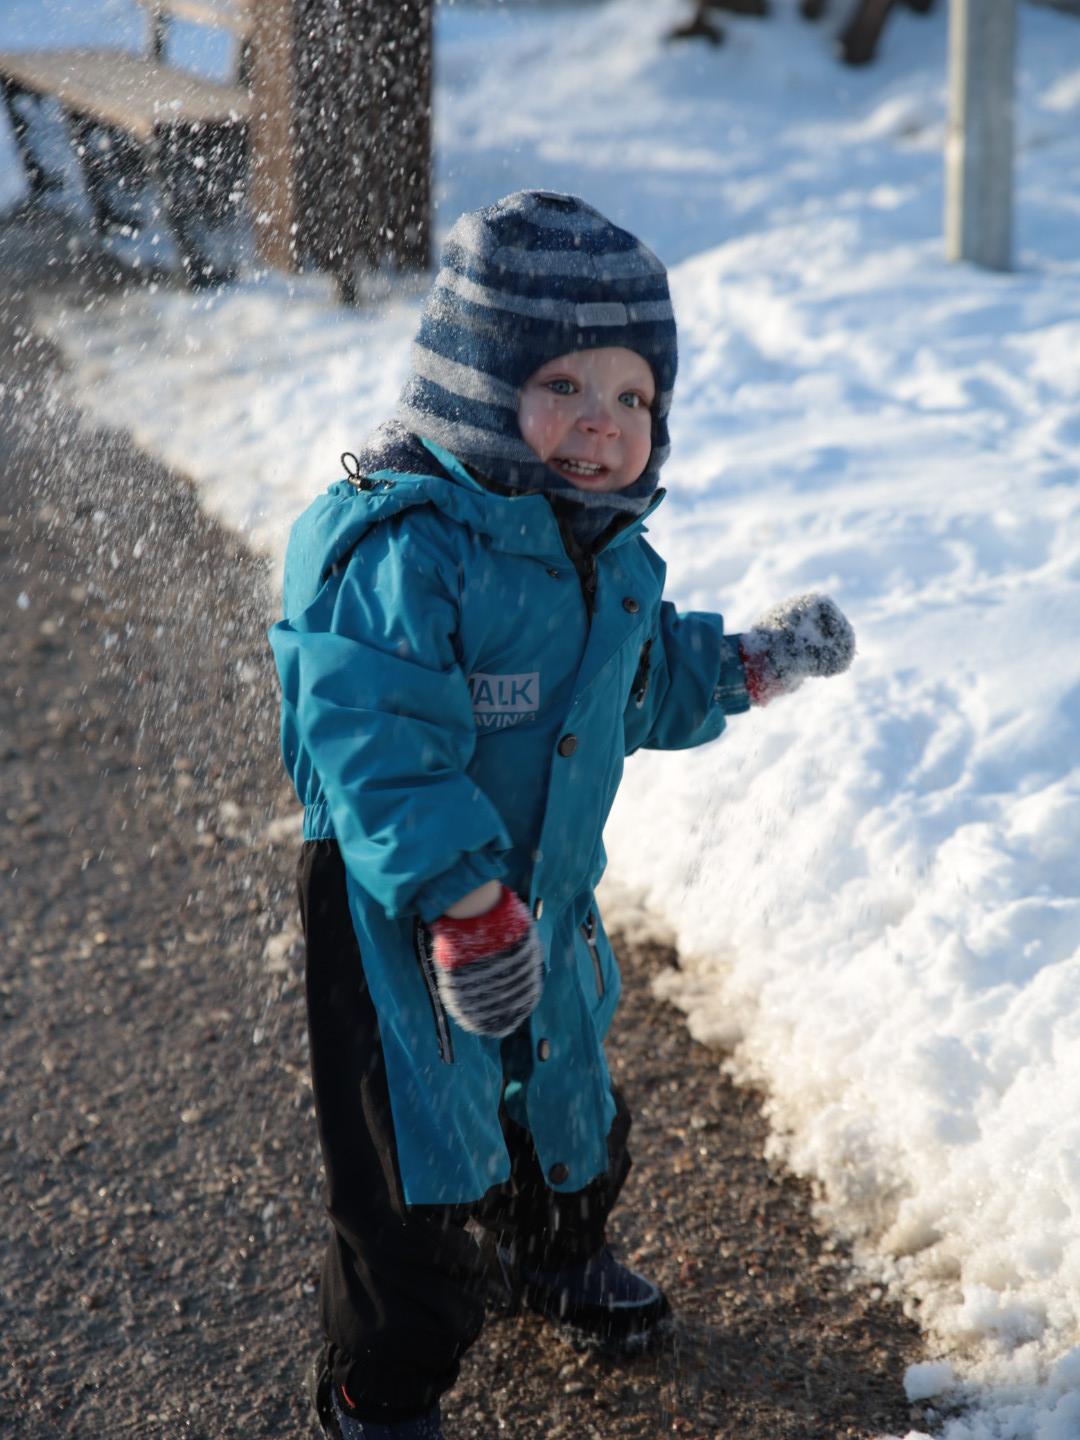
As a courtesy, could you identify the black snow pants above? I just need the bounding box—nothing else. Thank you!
[298,841,632,1424]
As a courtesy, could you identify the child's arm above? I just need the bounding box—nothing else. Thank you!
[271,515,511,923]
[624,592,854,754]
[623,601,748,755]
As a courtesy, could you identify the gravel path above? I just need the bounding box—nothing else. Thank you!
[1,216,927,1440]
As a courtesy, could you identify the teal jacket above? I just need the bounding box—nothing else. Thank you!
[269,439,749,1205]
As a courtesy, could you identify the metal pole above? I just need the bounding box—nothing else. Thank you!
[945,0,1017,271]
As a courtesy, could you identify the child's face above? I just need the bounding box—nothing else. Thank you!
[517,346,656,493]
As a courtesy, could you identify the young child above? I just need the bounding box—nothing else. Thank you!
[270,190,854,1440]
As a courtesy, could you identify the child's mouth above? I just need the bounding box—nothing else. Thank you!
[552,457,608,482]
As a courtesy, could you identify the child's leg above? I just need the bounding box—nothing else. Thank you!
[299,841,487,1424]
[478,1088,633,1269]
[476,1092,669,1343]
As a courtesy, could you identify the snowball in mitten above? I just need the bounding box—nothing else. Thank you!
[739,593,855,706]
[430,885,544,1038]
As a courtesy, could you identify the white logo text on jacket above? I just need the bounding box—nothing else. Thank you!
[468,672,540,730]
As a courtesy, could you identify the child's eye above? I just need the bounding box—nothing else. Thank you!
[619,391,645,409]
[545,378,576,396]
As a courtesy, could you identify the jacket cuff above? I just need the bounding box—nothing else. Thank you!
[715,634,751,716]
[414,850,509,924]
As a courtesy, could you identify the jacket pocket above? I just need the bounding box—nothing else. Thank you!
[630,638,652,709]
[581,911,605,1000]
[413,919,455,1065]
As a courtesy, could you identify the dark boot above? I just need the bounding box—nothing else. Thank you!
[498,1242,671,1346]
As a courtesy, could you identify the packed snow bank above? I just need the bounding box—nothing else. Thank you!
[13,2,1080,1435]
[610,232,1080,1436]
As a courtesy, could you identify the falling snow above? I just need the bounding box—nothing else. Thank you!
[4,2,1080,1437]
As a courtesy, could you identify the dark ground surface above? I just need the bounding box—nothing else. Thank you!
[1,213,930,1439]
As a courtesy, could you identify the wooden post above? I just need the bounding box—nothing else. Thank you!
[249,0,298,273]
[248,0,432,297]
[945,0,1017,271]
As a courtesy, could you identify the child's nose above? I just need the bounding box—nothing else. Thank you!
[578,402,619,439]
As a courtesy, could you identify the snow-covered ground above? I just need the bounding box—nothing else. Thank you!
[5,2,1080,1436]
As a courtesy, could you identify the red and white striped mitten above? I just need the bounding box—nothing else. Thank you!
[430,886,545,1038]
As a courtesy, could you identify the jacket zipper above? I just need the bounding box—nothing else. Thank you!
[632,638,652,707]
[581,554,598,617]
[413,919,455,1064]
[582,911,605,1000]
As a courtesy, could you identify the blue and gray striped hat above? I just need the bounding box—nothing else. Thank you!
[396,190,678,536]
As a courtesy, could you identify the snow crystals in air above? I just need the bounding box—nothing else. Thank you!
[4,2,1080,1436]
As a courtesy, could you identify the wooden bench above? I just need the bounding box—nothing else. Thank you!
[0,0,253,283]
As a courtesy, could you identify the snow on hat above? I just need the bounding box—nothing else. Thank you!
[397,190,678,535]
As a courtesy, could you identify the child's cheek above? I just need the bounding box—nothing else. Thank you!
[518,396,557,461]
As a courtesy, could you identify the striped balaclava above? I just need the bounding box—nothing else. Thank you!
[391,190,678,544]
